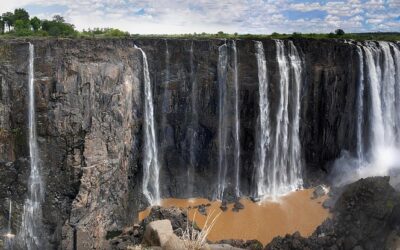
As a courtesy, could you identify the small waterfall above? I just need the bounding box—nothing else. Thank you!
[356,46,365,161]
[8,199,12,235]
[254,40,303,199]
[216,43,228,200]
[232,41,241,198]
[254,41,270,197]
[4,199,15,248]
[19,43,44,250]
[188,41,197,197]
[136,45,161,206]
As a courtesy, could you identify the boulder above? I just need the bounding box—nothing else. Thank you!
[143,220,174,247]
[163,234,187,250]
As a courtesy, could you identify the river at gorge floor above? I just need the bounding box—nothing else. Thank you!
[139,188,330,245]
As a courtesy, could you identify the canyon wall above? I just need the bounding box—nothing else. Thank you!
[0,38,386,248]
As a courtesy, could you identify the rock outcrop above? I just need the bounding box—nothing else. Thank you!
[265,177,400,250]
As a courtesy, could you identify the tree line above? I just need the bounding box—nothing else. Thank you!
[0,8,129,37]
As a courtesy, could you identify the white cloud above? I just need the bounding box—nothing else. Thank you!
[0,0,398,34]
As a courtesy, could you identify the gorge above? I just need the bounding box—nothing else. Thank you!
[0,38,399,249]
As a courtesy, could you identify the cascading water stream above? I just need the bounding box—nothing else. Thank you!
[216,43,228,200]
[254,40,303,199]
[136,45,161,206]
[287,41,303,189]
[232,41,241,198]
[8,199,12,235]
[360,42,400,174]
[356,46,365,162]
[19,42,44,250]
[254,41,270,197]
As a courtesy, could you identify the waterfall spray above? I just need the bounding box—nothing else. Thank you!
[332,41,400,185]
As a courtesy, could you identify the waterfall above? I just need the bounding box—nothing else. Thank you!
[254,41,270,197]
[232,41,241,198]
[19,42,44,250]
[136,45,161,206]
[188,41,197,197]
[216,43,228,200]
[356,46,365,161]
[287,41,303,190]
[254,40,303,199]
[361,42,400,174]
[8,199,12,235]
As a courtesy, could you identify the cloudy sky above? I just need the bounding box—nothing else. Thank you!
[1,0,399,34]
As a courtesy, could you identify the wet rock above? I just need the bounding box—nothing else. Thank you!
[220,201,228,212]
[198,204,208,216]
[250,197,261,203]
[312,185,328,199]
[232,201,244,212]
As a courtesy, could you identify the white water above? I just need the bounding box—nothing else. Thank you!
[232,41,241,198]
[216,43,228,200]
[8,199,12,235]
[287,41,303,190]
[333,41,400,186]
[254,40,303,199]
[356,46,365,161]
[19,43,44,250]
[4,199,15,249]
[254,41,270,197]
[136,45,161,206]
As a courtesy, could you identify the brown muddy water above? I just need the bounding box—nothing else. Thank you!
[139,189,330,245]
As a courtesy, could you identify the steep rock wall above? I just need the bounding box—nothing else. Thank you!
[0,38,370,248]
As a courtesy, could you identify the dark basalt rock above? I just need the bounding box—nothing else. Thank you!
[265,177,400,250]
[0,38,393,248]
[232,201,244,212]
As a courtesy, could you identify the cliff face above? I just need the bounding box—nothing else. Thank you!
[0,38,364,248]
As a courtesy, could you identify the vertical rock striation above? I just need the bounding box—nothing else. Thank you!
[0,38,398,248]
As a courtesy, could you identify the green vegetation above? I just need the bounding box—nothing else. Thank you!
[0,8,128,38]
[0,8,399,41]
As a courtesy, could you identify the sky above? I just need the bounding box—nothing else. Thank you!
[0,0,399,34]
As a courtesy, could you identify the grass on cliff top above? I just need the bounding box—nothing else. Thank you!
[1,31,399,42]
